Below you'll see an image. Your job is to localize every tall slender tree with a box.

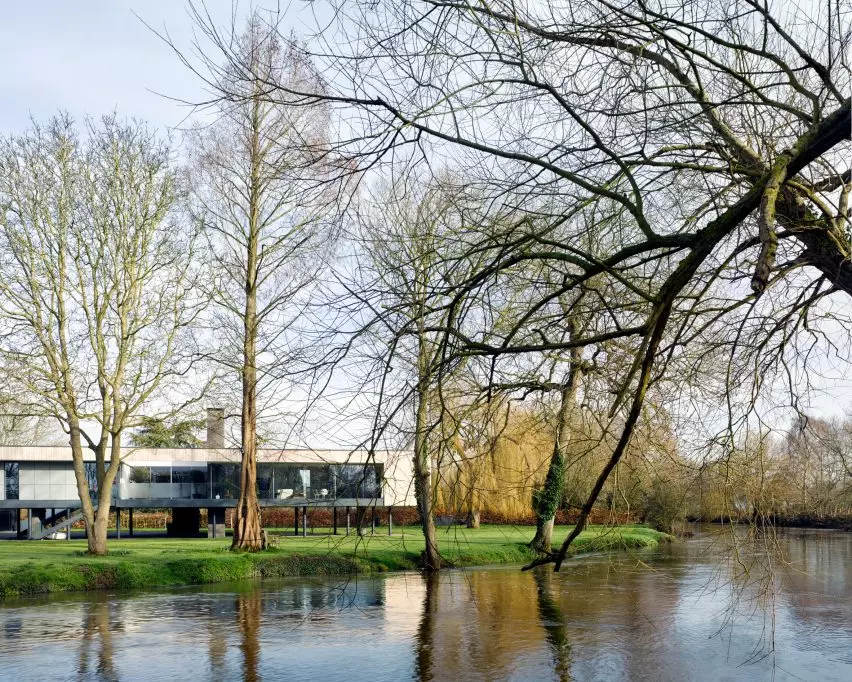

[185,15,332,551]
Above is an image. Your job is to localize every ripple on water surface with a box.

[0,527,850,681]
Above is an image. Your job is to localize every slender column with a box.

[302,506,307,537]
[116,507,121,539]
[294,507,299,536]
[333,507,338,535]
[346,507,350,536]
[371,509,376,535]
[388,508,393,536]
[66,508,71,541]
[129,508,134,537]
[27,508,32,540]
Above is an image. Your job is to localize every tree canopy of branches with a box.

[184,13,334,551]
[129,416,205,449]
[192,0,850,569]
[0,114,202,554]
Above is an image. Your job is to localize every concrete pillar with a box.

[371,510,376,535]
[346,507,350,536]
[302,506,307,537]
[388,508,393,536]
[208,508,225,538]
[116,508,121,539]
[27,508,32,540]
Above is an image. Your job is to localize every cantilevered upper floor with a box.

[0,446,414,509]
[0,410,415,510]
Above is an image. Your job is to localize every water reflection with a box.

[534,569,572,682]
[415,571,438,682]
[0,528,849,681]
[77,598,120,681]
[236,592,261,682]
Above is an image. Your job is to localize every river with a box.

[0,526,849,681]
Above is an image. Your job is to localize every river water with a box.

[0,526,849,681]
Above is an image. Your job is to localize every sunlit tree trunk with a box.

[232,94,265,551]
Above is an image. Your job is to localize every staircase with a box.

[18,506,94,540]
[31,508,87,540]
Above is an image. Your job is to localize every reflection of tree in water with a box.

[206,610,227,682]
[236,591,262,682]
[415,572,439,682]
[77,598,119,681]
[533,569,572,682]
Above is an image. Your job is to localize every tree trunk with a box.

[232,309,265,549]
[232,90,266,552]
[232,118,265,551]
[530,338,582,554]
[414,371,441,570]
[67,417,109,555]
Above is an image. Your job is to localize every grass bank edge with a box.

[0,525,670,598]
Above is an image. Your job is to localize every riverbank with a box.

[0,525,668,599]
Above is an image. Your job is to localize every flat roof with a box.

[0,446,407,465]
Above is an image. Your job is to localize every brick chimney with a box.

[206,408,225,448]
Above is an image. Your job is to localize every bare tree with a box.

[0,114,201,554]
[353,175,481,569]
[184,15,334,551]
[189,1,848,569]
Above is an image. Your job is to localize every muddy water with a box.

[0,527,849,681]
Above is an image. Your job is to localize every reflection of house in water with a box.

[0,408,414,537]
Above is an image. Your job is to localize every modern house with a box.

[0,409,415,539]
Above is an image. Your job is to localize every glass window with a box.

[151,467,171,484]
[257,464,273,499]
[210,463,240,499]
[172,466,208,499]
[84,462,100,496]
[0,509,16,532]
[129,466,151,483]
[172,467,206,484]
[305,464,333,500]
[4,463,19,500]
[333,464,382,499]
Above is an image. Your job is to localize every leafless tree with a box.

[183,14,335,550]
[0,114,202,554]
[187,1,849,569]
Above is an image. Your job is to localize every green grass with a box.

[0,524,669,599]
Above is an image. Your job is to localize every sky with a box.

[1,2,205,133]
[0,1,328,134]
[0,1,849,428]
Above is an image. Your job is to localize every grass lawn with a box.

[0,524,669,599]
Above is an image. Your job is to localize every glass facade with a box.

[0,460,384,503]
[84,462,100,496]
[4,463,18,500]
[210,462,382,501]
[123,464,209,499]
[210,463,240,499]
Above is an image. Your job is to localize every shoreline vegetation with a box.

[0,525,668,599]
